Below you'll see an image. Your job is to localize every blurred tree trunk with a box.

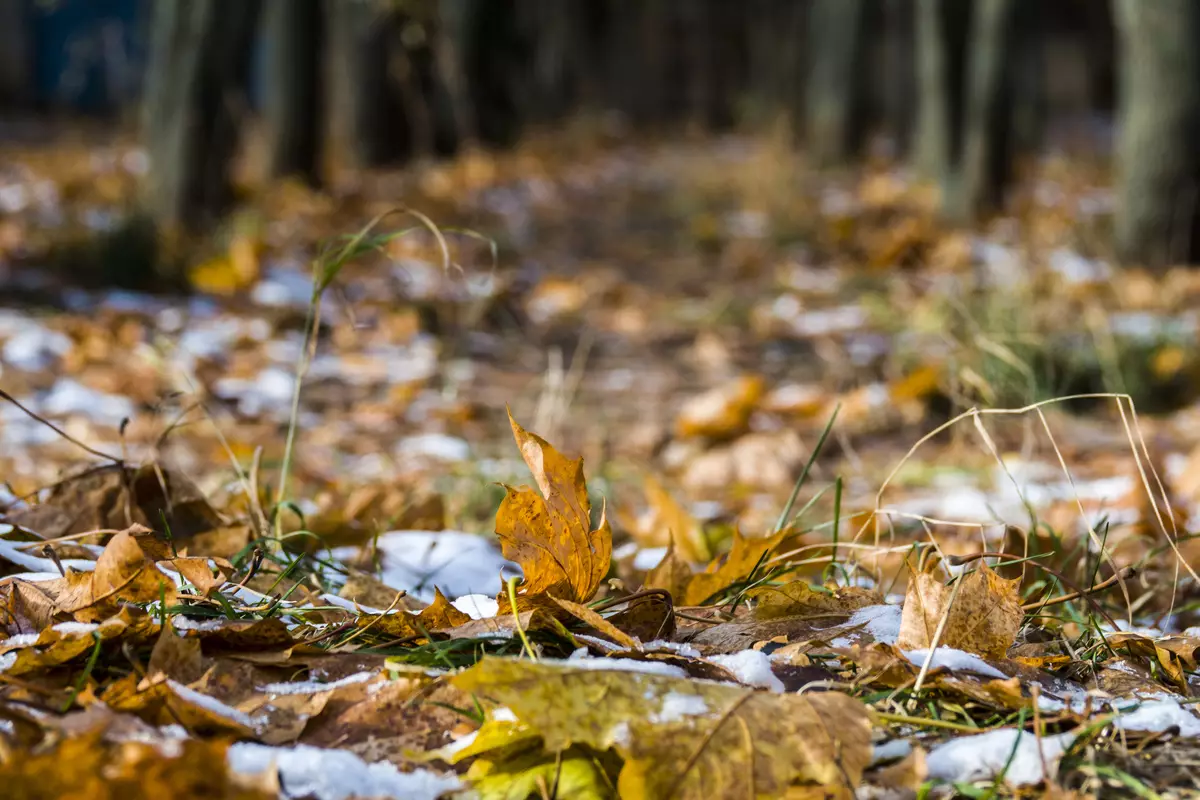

[882,0,916,157]
[142,0,261,237]
[263,0,324,184]
[804,0,869,167]
[955,0,1017,221]
[913,0,969,180]
[327,1,407,169]
[1113,0,1200,267]
[0,0,29,108]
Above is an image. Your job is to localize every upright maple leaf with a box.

[495,410,612,609]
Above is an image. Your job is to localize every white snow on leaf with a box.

[847,604,902,645]
[649,691,709,724]
[451,594,499,620]
[166,681,254,729]
[557,654,687,678]
[926,729,1076,786]
[491,707,517,722]
[901,647,1007,679]
[259,671,377,696]
[51,622,99,636]
[0,652,16,672]
[1,633,39,648]
[227,742,461,800]
[708,649,784,692]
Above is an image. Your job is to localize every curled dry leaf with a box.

[674,374,764,439]
[451,657,872,800]
[494,410,611,610]
[896,562,1022,660]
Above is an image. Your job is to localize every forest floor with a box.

[2,129,1200,797]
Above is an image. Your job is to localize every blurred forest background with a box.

[0,0,1194,274]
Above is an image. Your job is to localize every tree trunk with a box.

[804,0,868,167]
[263,0,324,184]
[1113,0,1200,267]
[913,0,970,179]
[142,0,262,234]
[955,0,1017,220]
[0,0,30,108]
[326,0,407,170]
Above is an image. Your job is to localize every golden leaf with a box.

[672,528,786,607]
[356,588,471,639]
[896,562,1022,660]
[747,581,880,620]
[494,410,611,609]
[452,657,871,799]
[551,596,640,650]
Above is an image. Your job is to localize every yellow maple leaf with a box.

[495,410,612,609]
[451,658,872,799]
[647,528,785,607]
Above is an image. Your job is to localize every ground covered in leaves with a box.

[4,131,1200,797]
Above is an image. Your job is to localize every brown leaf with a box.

[637,478,710,562]
[897,562,1022,659]
[676,528,786,607]
[168,556,232,597]
[642,536,693,600]
[551,596,640,649]
[5,464,222,540]
[355,588,470,640]
[147,623,207,685]
[747,581,880,620]
[606,593,676,642]
[494,410,611,609]
[34,528,178,621]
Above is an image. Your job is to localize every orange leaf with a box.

[495,410,612,609]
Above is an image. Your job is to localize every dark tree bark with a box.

[263,0,324,184]
[142,0,262,234]
[956,0,1018,220]
[1113,0,1200,266]
[804,0,870,167]
[326,0,407,169]
[914,0,970,179]
[0,0,30,108]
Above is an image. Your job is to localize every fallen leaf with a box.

[452,657,872,799]
[675,375,764,439]
[747,581,880,620]
[652,528,785,607]
[495,410,611,609]
[896,562,1022,660]
[355,588,470,639]
[551,596,640,650]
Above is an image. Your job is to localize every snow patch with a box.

[227,743,461,800]
[331,530,518,603]
[926,729,1076,786]
[259,671,376,696]
[1114,696,1200,736]
[901,647,1007,679]
[708,649,784,692]
[451,594,499,620]
[649,692,709,724]
[559,654,687,678]
[847,604,902,645]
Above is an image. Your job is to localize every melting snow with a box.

[1,634,39,648]
[331,530,518,603]
[901,647,1007,679]
[649,692,709,724]
[51,622,99,637]
[926,729,1076,786]
[259,671,377,696]
[227,743,461,800]
[167,680,254,729]
[560,653,687,678]
[708,650,784,692]
[451,594,499,620]
[0,538,97,574]
[1113,695,1200,736]
[847,604,902,645]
